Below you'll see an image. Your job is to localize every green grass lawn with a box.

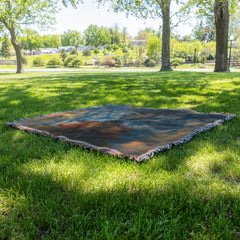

[0,71,239,239]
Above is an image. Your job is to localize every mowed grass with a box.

[0,71,239,239]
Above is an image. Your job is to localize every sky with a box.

[40,1,195,37]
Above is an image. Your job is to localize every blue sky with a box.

[41,1,195,37]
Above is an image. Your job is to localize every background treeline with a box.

[1,24,240,68]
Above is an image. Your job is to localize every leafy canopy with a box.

[0,0,60,31]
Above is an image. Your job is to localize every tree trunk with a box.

[160,0,172,71]
[9,27,24,73]
[214,0,229,72]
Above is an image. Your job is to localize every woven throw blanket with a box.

[5,105,235,162]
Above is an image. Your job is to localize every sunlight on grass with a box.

[0,71,239,239]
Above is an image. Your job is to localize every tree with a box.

[1,36,11,59]
[96,0,177,71]
[84,25,111,47]
[159,0,172,71]
[0,0,61,73]
[188,0,239,72]
[61,30,83,49]
[146,36,162,63]
[214,0,229,71]
[0,0,82,73]
[40,34,61,48]
[109,24,121,45]
[20,29,42,51]
[134,28,154,44]
[193,21,215,42]
[229,5,240,40]
[121,27,129,44]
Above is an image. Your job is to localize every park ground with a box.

[0,71,240,239]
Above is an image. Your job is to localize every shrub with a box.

[171,62,180,68]
[71,57,83,67]
[33,56,45,67]
[64,56,75,66]
[102,57,116,67]
[22,56,28,65]
[129,43,134,50]
[114,49,124,55]
[208,54,215,60]
[60,49,68,60]
[94,48,99,54]
[123,53,130,67]
[200,56,207,64]
[82,49,91,57]
[106,45,112,51]
[144,58,156,67]
[103,49,108,55]
[170,58,185,65]
[133,58,143,67]
[122,47,128,53]
[64,56,83,67]
[70,48,78,55]
[112,55,123,67]
[47,57,62,68]
[94,58,101,66]
[112,44,119,51]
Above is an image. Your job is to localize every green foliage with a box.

[122,47,128,53]
[103,49,108,55]
[146,36,161,62]
[0,37,11,59]
[22,56,28,65]
[60,49,68,60]
[135,28,154,42]
[47,57,63,68]
[171,58,186,65]
[40,34,61,48]
[144,58,157,67]
[106,44,112,51]
[123,53,131,66]
[171,39,216,62]
[62,0,82,8]
[0,0,60,32]
[229,5,240,41]
[84,25,111,47]
[114,49,124,55]
[133,58,144,67]
[193,21,215,42]
[71,57,83,67]
[112,43,119,51]
[19,29,42,51]
[121,27,128,44]
[112,55,123,67]
[231,43,240,62]
[61,30,83,49]
[93,48,100,54]
[33,56,45,67]
[0,0,74,73]
[109,24,121,45]
[70,48,78,55]
[64,55,76,66]
[171,62,180,68]
[82,49,91,57]
[64,55,83,67]
[135,45,146,59]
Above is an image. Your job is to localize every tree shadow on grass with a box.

[1,71,239,171]
[0,71,240,239]
[0,136,240,239]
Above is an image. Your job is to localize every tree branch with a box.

[0,17,11,30]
